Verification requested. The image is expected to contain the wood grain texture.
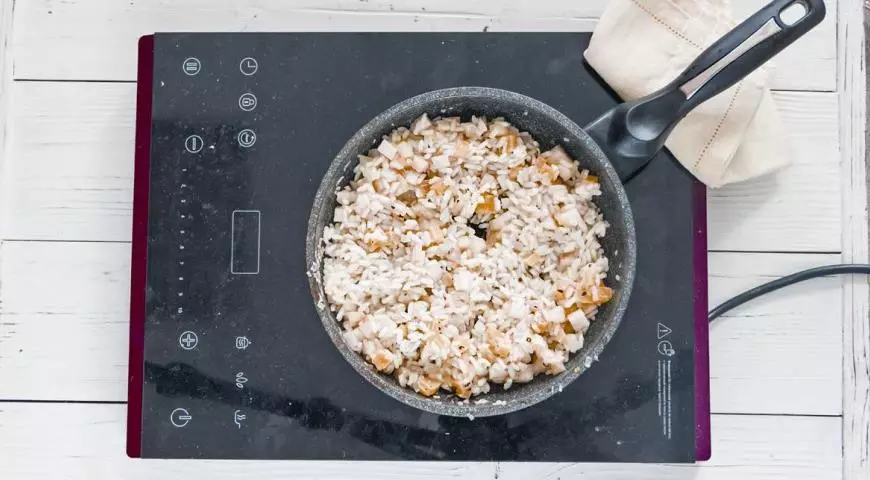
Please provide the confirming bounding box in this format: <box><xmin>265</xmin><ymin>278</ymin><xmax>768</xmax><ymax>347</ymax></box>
<box><xmin>706</xmin><ymin>91</ymin><xmax>841</xmax><ymax>252</ymax></box>
<box><xmin>0</xmin><ymin>241</ymin><xmax>844</xmax><ymax>416</ymax></box>
<box><xmin>0</xmin><ymin>82</ymin><xmax>134</xmax><ymax>241</ymax></box>
<box><xmin>0</xmin><ymin>0</ymin><xmax>857</xmax><ymax>478</ymax></box>
<box><xmin>497</xmin><ymin>415</ymin><xmax>841</xmax><ymax>479</ymax></box>
<box><xmin>0</xmin><ymin>241</ymin><xmax>131</xmax><ymax>402</ymax></box>
<box><xmin>0</xmin><ymin>403</ymin><xmax>841</xmax><ymax>479</ymax></box>
<box><xmin>10</xmin><ymin>0</ymin><xmax>836</xmax><ymax>90</ymax></box>
<box><xmin>2</xmin><ymin>82</ymin><xmax>842</xmax><ymax>252</ymax></box>
<box><xmin>707</xmin><ymin>252</ymin><xmax>843</xmax><ymax>416</ymax></box>
<box><xmin>0</xmin><ymin>0</ymin><xmax>14</xmax><ymax>238</ymax></box>
<box><xmin>841</xmin><ymin>0</ymin><xmax>870</xmax><ymax>478</ymax></box>
<box><xmin>0</xmin><ymin>0</ymin><xmax>11</xmax><ymax>139</ymax></box>
<box><xmin>0</xmin><ymin>403</ymin><xmax>496</xmax><ymax>479</ymax></box>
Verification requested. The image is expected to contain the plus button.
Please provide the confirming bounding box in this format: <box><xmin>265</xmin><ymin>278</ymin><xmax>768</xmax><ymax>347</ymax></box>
<box><xmin>179</xmin><ymin>331</ymin><xmax>199</xmax><ymax>350</ymax></box>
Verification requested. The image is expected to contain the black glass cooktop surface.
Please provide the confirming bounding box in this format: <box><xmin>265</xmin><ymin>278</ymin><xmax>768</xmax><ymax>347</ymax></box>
<box><xmin>128</xmin><ymin>32</ymin><xmax>709</xmax><ymax>462</ymax></box>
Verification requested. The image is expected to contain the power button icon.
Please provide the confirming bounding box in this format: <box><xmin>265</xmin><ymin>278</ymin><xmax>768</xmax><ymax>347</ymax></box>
<box><xmin>170</xmin><ymin>408</ymin><xmax>192</xmax><ymax>428</ymax></box>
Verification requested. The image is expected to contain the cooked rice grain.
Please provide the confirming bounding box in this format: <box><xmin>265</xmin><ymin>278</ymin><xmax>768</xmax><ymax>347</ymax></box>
<box><xmin>322</xmin><ymin>114</ymin><xmax>611</xmax><ymax>399</ymax></box>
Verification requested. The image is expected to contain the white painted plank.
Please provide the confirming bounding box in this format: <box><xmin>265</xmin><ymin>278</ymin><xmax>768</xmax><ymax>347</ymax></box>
<box><xmin>3</xmin><ymin>82</ymin><xmax>842</xmax><ymax>252</ymax></box>
<box><xmin>0</xmin><ymin>0</ymin><xmax>11</xmax><ymax>143</ymax></box>
<box><xmin>0</xmin><ymin>403</ymin><xmax>496</xmax><ymax>479</ymax></box>
<box><xmin>0</xmin><ymin>241</ymin><xmax>843</xmax><ymax>416</ymax></box>
<box><xmin>0</xmin><ymin>241</ymin><xmax>132</xmax><ymax>402</ymax></box>
<box><xmin>0</xmin><ymin>403</ymin><xmax>842</xmax><ymax>479</ymax></box>
<box><xmin>10</xmin><ymin>0</ymin><xmax>836</xmax><ymax>90</ymax></box>
<box><xmin>707</xmin><ymin>91</ymin><xmax>841</xmax><ymax>252</ymax></box>
<box><xmin>496</xmin><ymin>415</ymin><xmax>842</xmax><ymax>480</ymax></box>
<box><xmin>838</xmin><ymin>0</ymin><xmax>870</xmax><ymax>478</ymax></box>
<box><xmin>0</xmin><ymin>82</ymin><xmax>134</xmax><ymax>241</ymax></box>
<box><xmin>707</xmin><ymin>163</ymin><xmax>842</xmax><ymax>253</ymax></box>
<box><xmin>707</xmin><ymin>252</ymin><xmax>843</xmax><ymax>416</ymax></box>
<box><xmin>0</xmin><ymin>0</ymin><xmax>14</xmax><ymax>240</ymax></box>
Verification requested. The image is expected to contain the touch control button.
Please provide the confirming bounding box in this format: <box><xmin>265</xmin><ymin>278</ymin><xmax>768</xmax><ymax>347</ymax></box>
<box><xmin>233</xmin><ymin>409</ymin><xmax>247</xmax><ymax>428</ymax></box>
<box><xmin>238</xmin><ymin>129</ymin><xmax>256</xmax><ymax>148</ymax></box>
<box><xmin>182</xmin><ymin>57</ymin><xmax>201</xmax><ymax>76</ymax></box>
<box><xmin>234</xmin><ymin>336</ymin><xmax>252</xmax><ymax>350</ymax></box>
<box><xmin>234</xmin><ymin>371</ymin><xmax>249</xmax><ymax>389</ymax></box>
<box><xmin>179</xmin><ymin>331</ymin><xmax>199</xmax><ymax>350</ymax></box>
<box><xmin>170</xmin><ymin>408</ymin><xmax>192</xmax><ymax>428</ymax></box>
<box><xmin>238</xmin><ymin>93</ymin><xmax>257</xmax><ymax>111</ymax></box>
<box><xmin>184</xmin><ymin>134</ymin><xmax>203</xmax><ymax>154</ymax></box>
<box><xmin>239</xmin><ymin>57</ymin><xmax>258</xmax><ymax>76</ymax></box>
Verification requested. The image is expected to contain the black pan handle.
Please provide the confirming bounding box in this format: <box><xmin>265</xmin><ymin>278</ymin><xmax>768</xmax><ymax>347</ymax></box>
<box><xmin>585</xmin><ymin>0</ymin><xmax>826</xmax><ymax>183</ymax></box>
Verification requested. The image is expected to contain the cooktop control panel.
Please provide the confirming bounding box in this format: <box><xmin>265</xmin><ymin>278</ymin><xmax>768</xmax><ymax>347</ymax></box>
<box><xmin>142</xmin><ymin>39</ymin><xmax>275</xmax><ymax>447</ymax></box>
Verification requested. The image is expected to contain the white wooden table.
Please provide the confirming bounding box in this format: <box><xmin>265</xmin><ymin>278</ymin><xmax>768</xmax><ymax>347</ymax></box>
<box><xmin>0</xmin><ymin>1</ymin><xmax>868</xmax><ymax>479</ymax></box>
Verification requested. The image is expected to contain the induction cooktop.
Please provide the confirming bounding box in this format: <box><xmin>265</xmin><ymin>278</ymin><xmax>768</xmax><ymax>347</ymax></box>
<box><xmin>128</xmin><ymin>32</ymin><xmax>711</xmax><ymax>462</ymax></box>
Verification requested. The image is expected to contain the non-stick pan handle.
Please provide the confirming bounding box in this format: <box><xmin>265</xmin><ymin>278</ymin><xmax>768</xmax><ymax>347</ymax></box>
<box><xmin>586</xmin><ymin>0</ymin><xmax>826</xmax><ymax>183</ymax></box>
<box><xmin>674</xmin><ymin>0</ymin><xmax>825</xmax><ymax>109</ymax></box>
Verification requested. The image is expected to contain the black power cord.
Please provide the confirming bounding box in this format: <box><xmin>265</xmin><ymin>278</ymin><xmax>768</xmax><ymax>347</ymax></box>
<box><xmin>709</xmin><ymin>264</ymin><xmax>870</xmax><ymax>321</ymax></box>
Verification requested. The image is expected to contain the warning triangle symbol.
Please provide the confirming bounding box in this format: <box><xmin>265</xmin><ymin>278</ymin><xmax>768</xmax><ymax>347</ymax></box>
<box><xmin>657</xmin><ymin>323</ymin><xmax>672</xmax><ymax>339</ymax></box>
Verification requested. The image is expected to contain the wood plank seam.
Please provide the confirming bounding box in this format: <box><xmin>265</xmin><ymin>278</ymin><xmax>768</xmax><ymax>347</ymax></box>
<box><xmin>3</xmin><ymin>83</ymin><xmax>842</xmax><ymax>251</ymax></box>
<box><xmin>0</xmin><ymin>403</ymin><xmax>844</xmax><ymax>479</ymax></box>
<box><xmin>0</xmin><ymin>1</ymin><xmax>851</xmax><ymax>477</ymax></box>
<box><xmin>7</xmin><ymin>0</ymin><xmax>838</xmax><ymax>90</ymax></box>
<box><xmin>0</xmin><ymin>247</ymin><xmax>844</xmax><ymax>418</ymax></box>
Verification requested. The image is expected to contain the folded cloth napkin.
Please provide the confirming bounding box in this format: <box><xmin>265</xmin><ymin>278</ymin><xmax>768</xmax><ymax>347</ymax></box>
<box><xmin>584</xmin><ymin>0</ymin><xmax>789</xmax><ymax>188</ymax></box>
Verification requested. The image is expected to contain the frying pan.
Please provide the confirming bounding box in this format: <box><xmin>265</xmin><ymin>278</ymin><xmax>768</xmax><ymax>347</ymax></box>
<box><xmin>306</xmin><ymin>0</ymin><xmax>826</xmax><ymax>417</ymax></box>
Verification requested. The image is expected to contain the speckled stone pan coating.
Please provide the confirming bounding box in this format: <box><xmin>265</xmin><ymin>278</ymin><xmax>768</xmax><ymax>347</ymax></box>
<box><xmin>306</xmin><ymin>87</ymin><xmax>636</xmax><ymax>417</ymax></box>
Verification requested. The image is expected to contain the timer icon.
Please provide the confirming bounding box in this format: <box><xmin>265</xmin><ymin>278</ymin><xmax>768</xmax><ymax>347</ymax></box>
<box><xmin>239</xmin><ymin>57</ymin><xmax>258</xmax><ymax>76</ymax></box>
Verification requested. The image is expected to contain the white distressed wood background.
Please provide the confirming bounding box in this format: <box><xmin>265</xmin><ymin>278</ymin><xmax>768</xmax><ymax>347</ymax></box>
<box><xmin>0</xmin><ymin>0</ymin><xmax>867</xmax><ymax>479</ymax></box>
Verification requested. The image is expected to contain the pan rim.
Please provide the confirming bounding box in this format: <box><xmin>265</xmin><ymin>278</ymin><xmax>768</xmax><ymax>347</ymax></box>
<box><xmin>305</xmin><ymin>86</ymin><xmax>636</xmax><ymax>417</ymax></box>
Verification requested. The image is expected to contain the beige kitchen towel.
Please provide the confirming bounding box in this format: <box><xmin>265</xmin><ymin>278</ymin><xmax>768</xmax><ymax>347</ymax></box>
<box><xmin>584</xmin><ymin>0</ymin><xmax>789</xmax><ymax>187</ymax></box>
